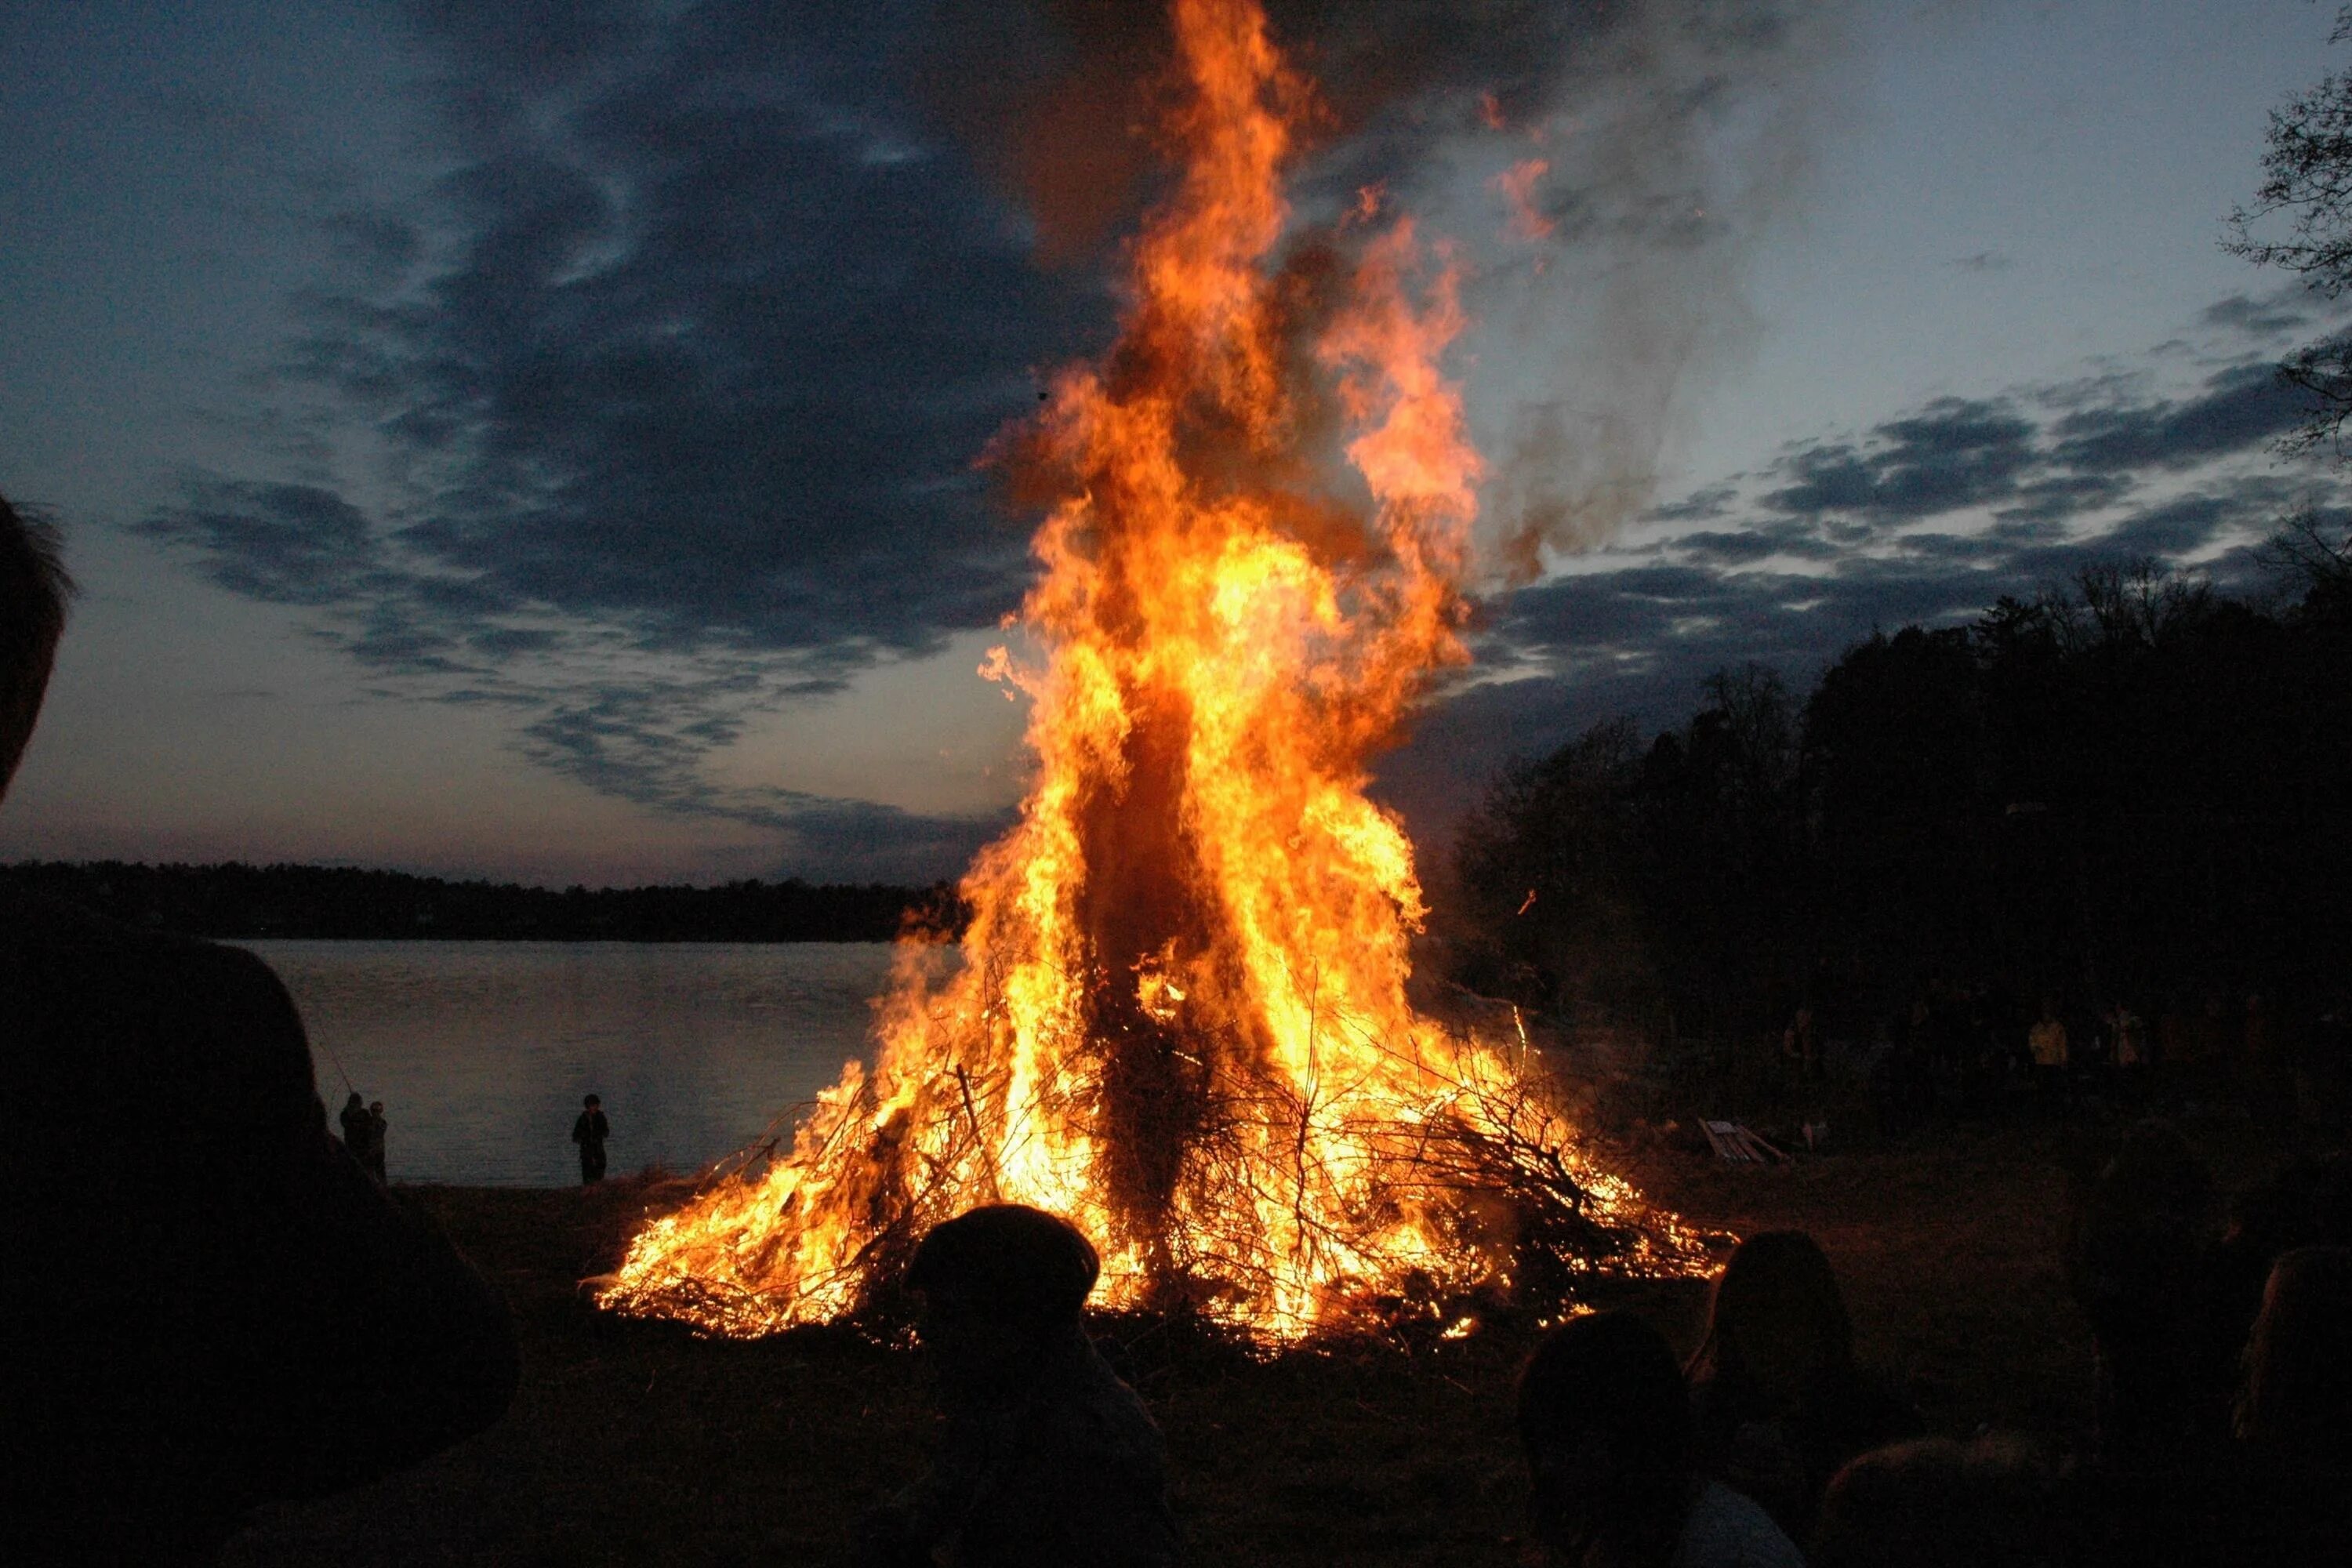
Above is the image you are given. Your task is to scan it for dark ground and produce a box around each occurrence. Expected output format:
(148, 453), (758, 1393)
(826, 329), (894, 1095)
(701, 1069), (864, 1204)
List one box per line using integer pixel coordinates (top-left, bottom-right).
(221, 1113), (2323, 1567)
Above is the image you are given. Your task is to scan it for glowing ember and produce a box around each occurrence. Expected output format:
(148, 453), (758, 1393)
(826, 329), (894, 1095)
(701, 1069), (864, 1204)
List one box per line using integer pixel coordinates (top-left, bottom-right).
(599, 0), (1708, 1341)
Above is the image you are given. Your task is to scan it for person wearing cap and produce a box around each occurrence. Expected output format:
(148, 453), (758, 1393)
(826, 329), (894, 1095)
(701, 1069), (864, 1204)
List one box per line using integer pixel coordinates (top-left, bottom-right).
(857, 1203), (1180, 1568)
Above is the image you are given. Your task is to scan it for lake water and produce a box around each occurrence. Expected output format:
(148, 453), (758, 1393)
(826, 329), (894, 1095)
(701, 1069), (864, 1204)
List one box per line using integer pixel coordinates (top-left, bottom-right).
(243, 941), (925, 1187)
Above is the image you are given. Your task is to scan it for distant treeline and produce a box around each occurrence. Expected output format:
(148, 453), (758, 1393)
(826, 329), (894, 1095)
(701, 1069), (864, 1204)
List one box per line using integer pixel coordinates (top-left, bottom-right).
(1450, 528), (2352, 1040)
(0, 861), (967, 942)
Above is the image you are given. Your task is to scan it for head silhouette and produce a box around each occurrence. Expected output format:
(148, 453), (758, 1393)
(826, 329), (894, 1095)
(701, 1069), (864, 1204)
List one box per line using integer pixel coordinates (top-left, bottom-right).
(906, 1203), (1099, 1330)
(583, 1094), (601, 1109)
(0, 493), (74, 801)
(904, 1204), (1101, 1396)
(1518, 1311), (1693, 1566)
(2238, 1244), (2352, 1465)
(1691, 1229), (1854, 1407)
(1814, 1434), (2064, 1568)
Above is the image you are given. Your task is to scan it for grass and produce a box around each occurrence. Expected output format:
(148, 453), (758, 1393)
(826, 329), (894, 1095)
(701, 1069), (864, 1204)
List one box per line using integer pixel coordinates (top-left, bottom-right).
(220, 1112), (2327, 1566)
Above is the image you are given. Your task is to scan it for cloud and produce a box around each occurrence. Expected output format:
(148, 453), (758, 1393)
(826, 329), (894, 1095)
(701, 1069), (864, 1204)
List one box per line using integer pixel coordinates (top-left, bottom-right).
(1762, 397), (2039, 526)
(2047, 361), (2310, 474)
(275, 48), (1097, 654)
(1661, 340), (2332, 552)
(138, 481), (383, 605)
(510, 677), (1011, 883)
(1646, 481), (1741, 523)
(2200, 289), (2314, 339)
(1951, 249), (2015, 273)
(133, 1), (1114, 877)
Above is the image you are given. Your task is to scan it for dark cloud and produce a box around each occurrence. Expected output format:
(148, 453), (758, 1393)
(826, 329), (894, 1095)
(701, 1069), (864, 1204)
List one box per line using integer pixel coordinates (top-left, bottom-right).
(2096, 493), (2232, 558)
(512, 677), (1011, 883)
(2200, 290), (2313, 339)
(2048, 362), (2310, 474)
(1673, 519), (1840, 564)
(316, 210), (423, 283)
(140, 1), (1212, 704)
(1951, 249), (2015, 273)
(1988, 472), (2133, 532)
(1762, 397), (2038, 525)
(138, 481), (382, 605)
(1646, 481), (1740, 523)
(135, 0), (1112, 877)
(277, 5), (1098, 655)
(1689, 340), (2332, 564)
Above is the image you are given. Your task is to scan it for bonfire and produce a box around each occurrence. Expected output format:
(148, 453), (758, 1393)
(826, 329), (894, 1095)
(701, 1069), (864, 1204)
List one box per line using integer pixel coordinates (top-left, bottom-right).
(600, 0), (1711, 1342)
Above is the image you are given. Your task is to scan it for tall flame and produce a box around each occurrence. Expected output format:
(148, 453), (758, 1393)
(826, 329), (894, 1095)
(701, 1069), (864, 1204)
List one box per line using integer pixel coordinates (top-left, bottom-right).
(601, 0), (1704, 1341)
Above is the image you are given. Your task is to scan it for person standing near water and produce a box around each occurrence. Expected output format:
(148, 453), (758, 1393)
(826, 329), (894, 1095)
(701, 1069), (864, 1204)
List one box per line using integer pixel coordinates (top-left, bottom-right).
(367, 1100), (389, 1181)
(339, 1091), (373, 1167)
(572, 1094), (610, 1184)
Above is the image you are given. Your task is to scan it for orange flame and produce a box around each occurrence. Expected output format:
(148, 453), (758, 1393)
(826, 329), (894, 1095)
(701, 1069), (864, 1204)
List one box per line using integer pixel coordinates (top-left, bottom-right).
(600, 0), (1704, 1341)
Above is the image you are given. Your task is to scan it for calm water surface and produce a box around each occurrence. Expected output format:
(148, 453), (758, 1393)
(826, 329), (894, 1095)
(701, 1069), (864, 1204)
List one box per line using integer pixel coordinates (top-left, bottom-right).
(243, 941), (937, 1187)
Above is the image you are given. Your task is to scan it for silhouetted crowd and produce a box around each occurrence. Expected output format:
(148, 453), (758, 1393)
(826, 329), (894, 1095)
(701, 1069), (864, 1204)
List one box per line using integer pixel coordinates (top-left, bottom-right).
(1511, 1173), (2352, 1567)
(844, 1192), (2352, 1567)
(1795, 975), (2352, 1134)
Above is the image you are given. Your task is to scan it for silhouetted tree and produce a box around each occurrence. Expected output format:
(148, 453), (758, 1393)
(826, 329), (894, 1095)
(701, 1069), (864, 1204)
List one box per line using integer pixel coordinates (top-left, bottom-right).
(1451, 564), (2352, 1058)
(2227, 5), (2352, 457)
(1454, 717), (1653, 1019)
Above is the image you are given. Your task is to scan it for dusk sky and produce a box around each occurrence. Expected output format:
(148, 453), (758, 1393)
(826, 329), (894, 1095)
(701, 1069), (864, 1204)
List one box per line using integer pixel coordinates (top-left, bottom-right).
(2, 0), (2344, 887)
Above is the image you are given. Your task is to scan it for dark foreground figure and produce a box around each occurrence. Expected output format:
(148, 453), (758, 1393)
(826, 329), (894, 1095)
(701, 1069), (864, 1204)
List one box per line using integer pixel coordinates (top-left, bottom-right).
(859, 1204), (1180, 1568)
(0, 495), (519, 1560)
(1685, 1231), (1919, 1543)
(1519, 1311), (1802, 1568)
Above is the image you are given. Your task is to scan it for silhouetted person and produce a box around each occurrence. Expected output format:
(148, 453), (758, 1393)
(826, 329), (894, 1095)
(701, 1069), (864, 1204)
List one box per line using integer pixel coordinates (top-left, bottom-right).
(2028, 996), (2069, 1107)
(367, 1099), (389, 1181)
(858, 1204), (1178, 1568)
(2301, 1001), (2352, 1122)
(1686, 1230), (1918, 1544)
(0, 495), (518, 1562)
(2063, 1124), (2223, 1473)
(1812, 1434), (2067, 1568)
(2212, 1152), (2352, 1336)
(339, 1091), (373, 1167)
(572, 1093), (609, 1184)
(2106, 1000), (2150, 1107)
(2241, 993), (2288, 1123)
(2238, 1244), (2352, 1457)
(1520, 1311), (1802, 1568)
(2214, 1246), (2352, 1563)
(1780, 1005), (1819, 1088)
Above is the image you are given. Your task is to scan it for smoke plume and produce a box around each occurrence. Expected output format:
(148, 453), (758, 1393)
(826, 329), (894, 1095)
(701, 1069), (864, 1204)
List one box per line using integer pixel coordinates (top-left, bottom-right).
(924, 0), (1858, 582)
